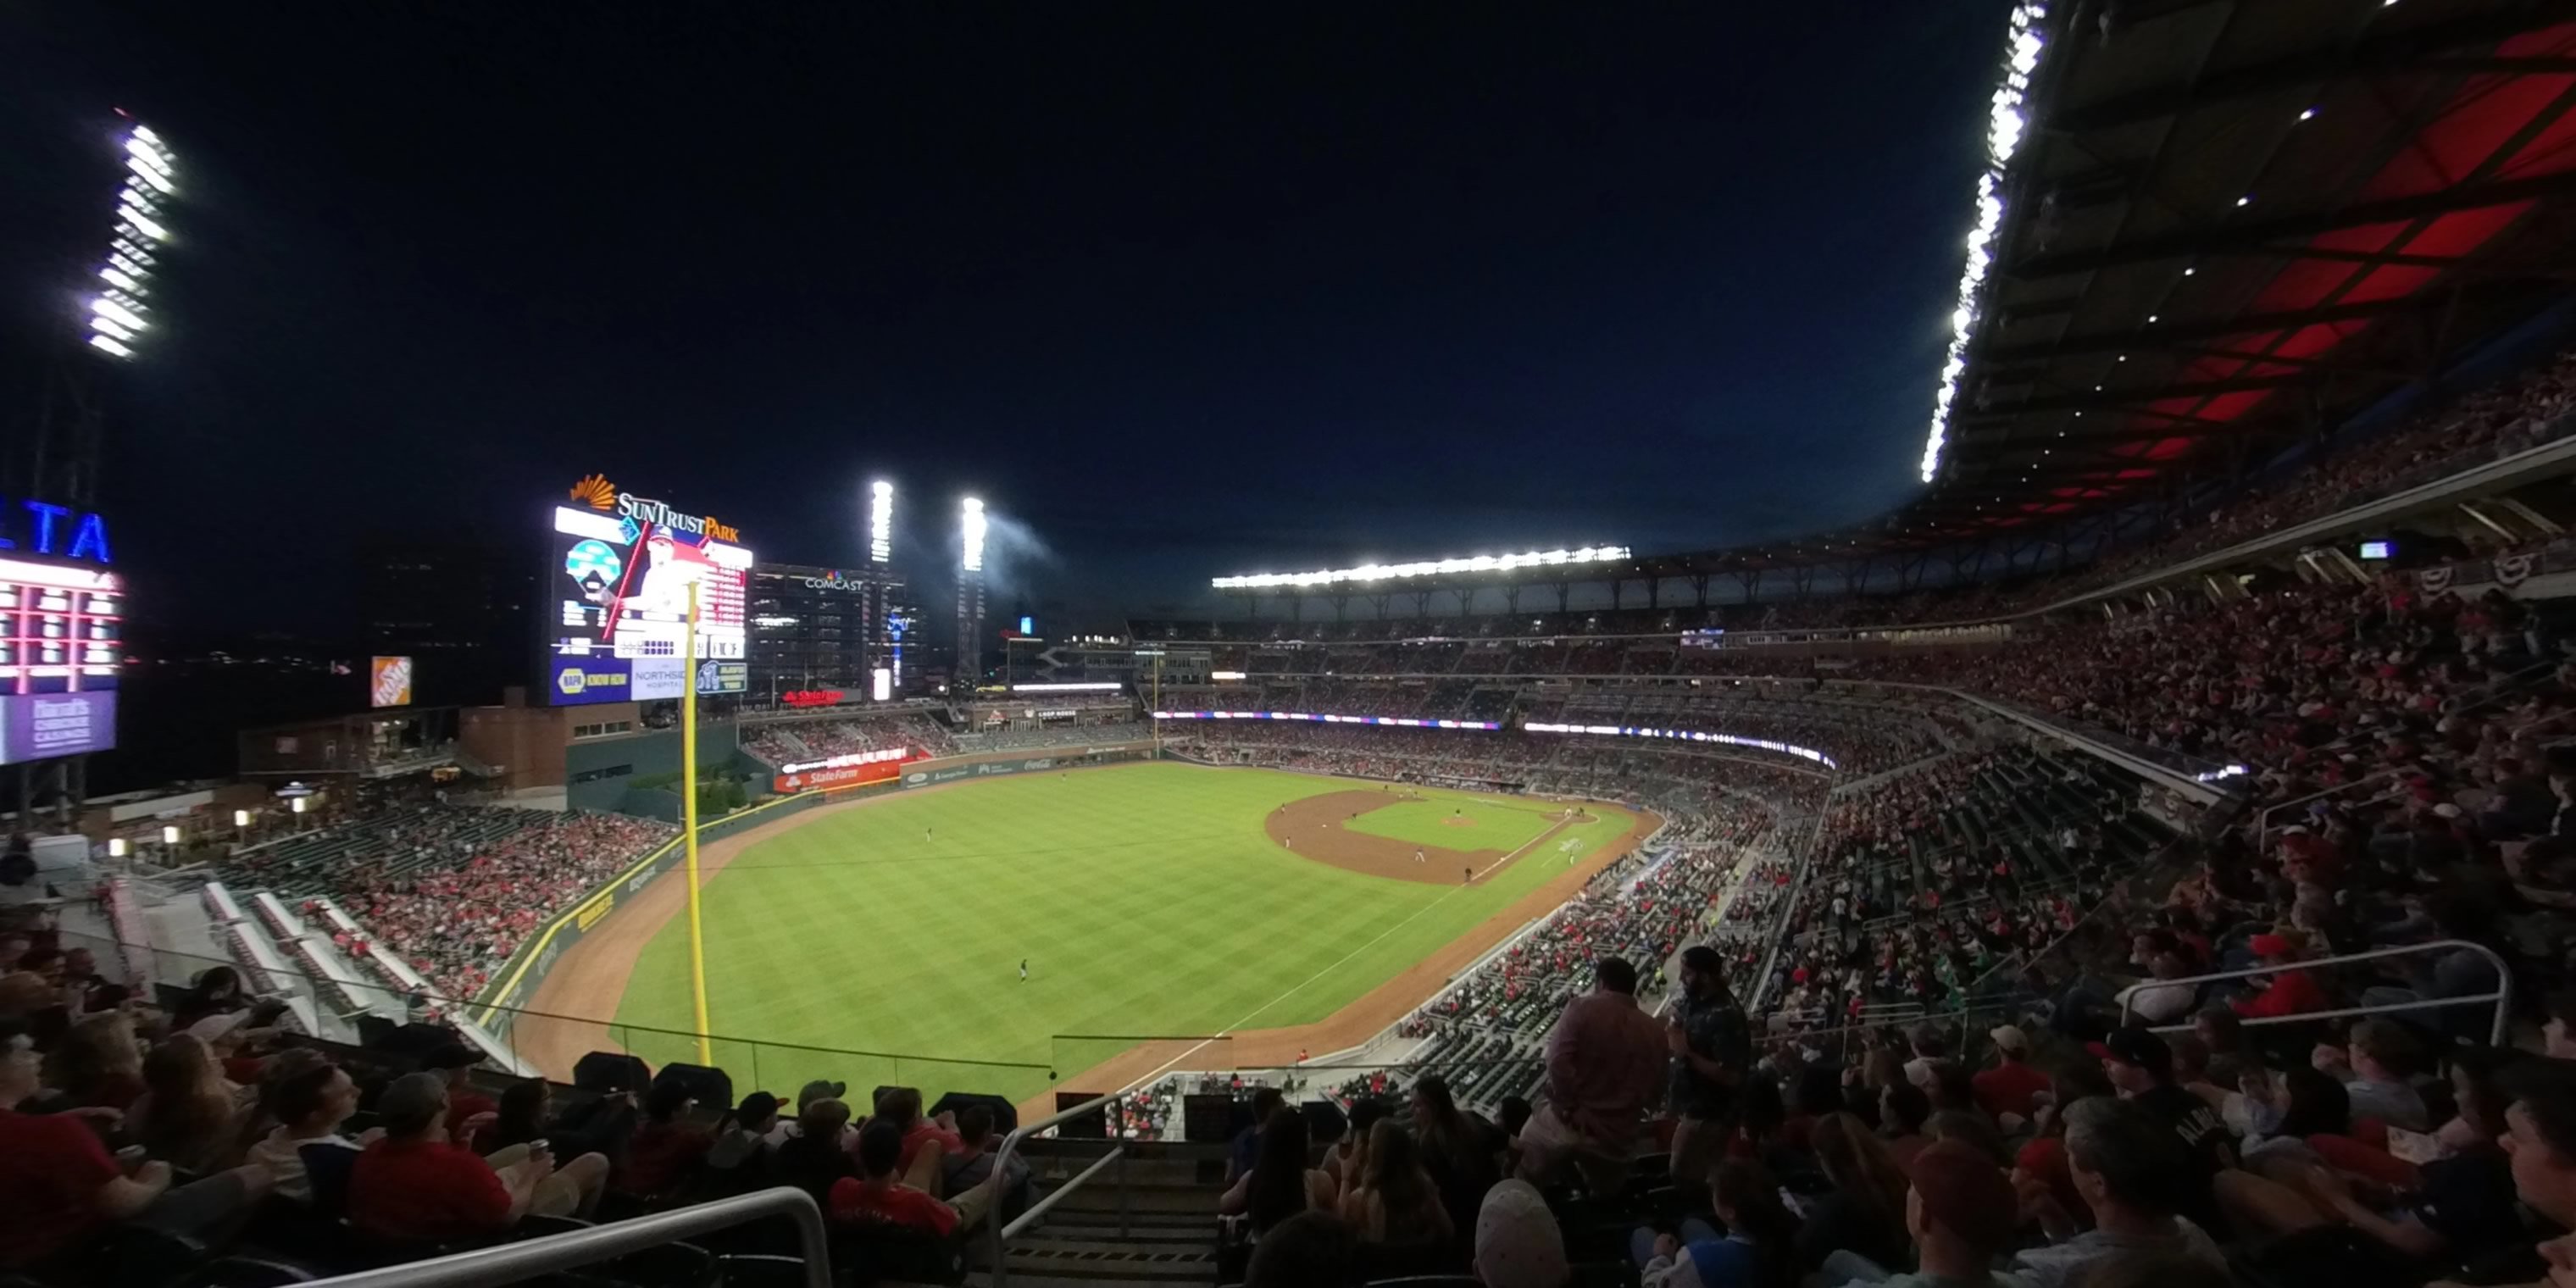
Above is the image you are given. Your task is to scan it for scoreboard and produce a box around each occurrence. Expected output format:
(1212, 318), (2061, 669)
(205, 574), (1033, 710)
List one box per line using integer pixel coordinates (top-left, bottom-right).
(547, 477), (754, 706)
(0, 553), (121, 765)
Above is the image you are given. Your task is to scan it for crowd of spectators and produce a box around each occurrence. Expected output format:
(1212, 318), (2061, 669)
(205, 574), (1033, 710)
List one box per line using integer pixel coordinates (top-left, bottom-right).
(319, 812), (677, 1002)
(742, 713), (954, 766)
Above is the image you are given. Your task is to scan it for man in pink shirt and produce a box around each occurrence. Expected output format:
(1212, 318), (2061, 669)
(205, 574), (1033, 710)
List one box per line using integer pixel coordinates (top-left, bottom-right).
(1518, 957), (1666, 1194)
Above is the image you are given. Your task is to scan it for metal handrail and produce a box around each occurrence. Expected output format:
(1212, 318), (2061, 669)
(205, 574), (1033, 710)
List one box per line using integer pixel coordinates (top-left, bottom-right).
(986, 1089), (1129, 1288)
(300, 1186), (831, 1288)
(2114, 937), (2512, 1045)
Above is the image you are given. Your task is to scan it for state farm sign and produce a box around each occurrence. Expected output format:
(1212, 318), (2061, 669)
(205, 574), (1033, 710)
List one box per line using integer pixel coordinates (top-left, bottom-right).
(774, 753), (918, 795)
(780, 690), (845, 708)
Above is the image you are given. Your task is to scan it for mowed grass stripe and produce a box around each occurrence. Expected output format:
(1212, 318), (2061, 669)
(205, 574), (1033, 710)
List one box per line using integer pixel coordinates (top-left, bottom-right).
(612, 763), (1631, 1102)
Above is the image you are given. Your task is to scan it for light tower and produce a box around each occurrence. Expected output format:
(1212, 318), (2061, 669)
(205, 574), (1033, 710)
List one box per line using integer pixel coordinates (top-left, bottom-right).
(13, 115), (175, 823)
(866, 480), (897, 698)
(956, 497), (987, 687)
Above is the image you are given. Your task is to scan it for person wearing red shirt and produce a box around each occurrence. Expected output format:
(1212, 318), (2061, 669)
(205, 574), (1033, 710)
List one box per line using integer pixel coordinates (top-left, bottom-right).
(832, 1119), (977, 1237)
(617, 1082), (716, 1201)
(1971, 1025), (2052, 1121)
(423, 1044), (500, 1148)
(2234, 934), (2330, 1019)
(349, 1072), (608, 1244)
(0, 1027), (269, 1274)
(874, 1086), (963, 1176)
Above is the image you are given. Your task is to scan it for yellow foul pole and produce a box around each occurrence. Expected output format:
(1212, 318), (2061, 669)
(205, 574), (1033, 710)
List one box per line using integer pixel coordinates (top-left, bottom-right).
(682, 578), (713, 1065)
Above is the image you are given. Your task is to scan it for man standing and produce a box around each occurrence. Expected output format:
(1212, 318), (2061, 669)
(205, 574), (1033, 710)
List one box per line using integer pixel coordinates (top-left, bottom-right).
(1519, 957), (1666, 1194)
(1665, 945), (1750, 1187)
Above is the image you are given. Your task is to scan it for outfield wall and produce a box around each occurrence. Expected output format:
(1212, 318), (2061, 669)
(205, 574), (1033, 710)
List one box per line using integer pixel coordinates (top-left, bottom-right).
(469, 741), (1158, 1037)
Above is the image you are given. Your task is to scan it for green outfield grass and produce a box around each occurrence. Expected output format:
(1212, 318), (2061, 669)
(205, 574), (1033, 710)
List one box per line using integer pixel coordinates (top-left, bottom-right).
(608, 762), (1637, 1103)
(1341, 795), (1566, 851)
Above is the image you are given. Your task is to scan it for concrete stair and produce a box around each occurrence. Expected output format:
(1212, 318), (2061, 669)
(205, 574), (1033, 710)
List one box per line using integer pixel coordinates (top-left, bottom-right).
(965, 1144), (1228, 1288)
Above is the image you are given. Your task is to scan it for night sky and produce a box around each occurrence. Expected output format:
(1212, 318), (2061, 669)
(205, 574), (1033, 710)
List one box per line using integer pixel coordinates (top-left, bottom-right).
(2, 2), (2009, 639)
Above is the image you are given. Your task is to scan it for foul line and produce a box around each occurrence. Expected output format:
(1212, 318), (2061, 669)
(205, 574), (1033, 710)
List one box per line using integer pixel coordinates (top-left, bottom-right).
(1116, 807), (1597, 1091)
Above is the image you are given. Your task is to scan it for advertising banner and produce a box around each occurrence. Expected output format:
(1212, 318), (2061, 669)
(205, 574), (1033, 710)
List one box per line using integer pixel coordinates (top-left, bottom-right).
(369, 656), (414, 708)
(0, 691), (118, 766)
(772, 758), (907, 795)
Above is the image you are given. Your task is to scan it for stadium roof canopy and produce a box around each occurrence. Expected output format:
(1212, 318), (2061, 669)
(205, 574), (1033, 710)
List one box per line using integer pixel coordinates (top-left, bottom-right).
(1620, 0), (2576, 581)
(1918, 0), (2576, 535)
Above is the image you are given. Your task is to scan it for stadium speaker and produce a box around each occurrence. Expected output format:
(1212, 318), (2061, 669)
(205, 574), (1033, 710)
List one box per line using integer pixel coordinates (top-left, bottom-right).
(1182, 1093), (1237, 1144)
(930, 1091), (1019, 1137)
(1053, 1091), (1109, 1139)
(653, 1062), (734, 1109)
(573, 1051), (652, 1095)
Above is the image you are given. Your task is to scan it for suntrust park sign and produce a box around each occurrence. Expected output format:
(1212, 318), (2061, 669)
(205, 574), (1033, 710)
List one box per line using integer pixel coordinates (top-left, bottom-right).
(569, 474), (741, 542)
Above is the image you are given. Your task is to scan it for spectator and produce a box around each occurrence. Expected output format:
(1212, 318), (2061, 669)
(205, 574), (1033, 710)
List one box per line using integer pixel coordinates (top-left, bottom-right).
(1474, 1179), (1571, 1288)
(1327, 1097), (1386, 1191)
(2501, 1060), (2576, 1229)
(2233, 934), (2330, 1019)
(2313, 1019), (2429, 1131)
(1220, 1110), (1336, 1233)
(1869, 1140), (2022, 1288)
(876, 1086), (963, 1177)
(1520, 956), (1665, 1193)
(773, 1097), (856, 1202)
(348, 1071), (608, 1243)
(1228, 1086), (1287, 1184)
(1668, 944), (1753, 1184)
(127, 1033), (252, 1174)
(0, 1024), (272, 1276)
(939, 1103), (1030, 1219)
(618, 1080), (715, 1202)
(483, 1080), (552, 1153)
(831, 1117), (991, 1235)
(2006, 1098), (2225, 1288)
(422, 1044), (497, 1146)
(1244, 1209), (1366, 1288)
(44, 1009), (146, 1112)
(1341, 1119), (1452, 1246)
(1973, 1024), (2051, 1122)
(246, 1059), (369, 1204)
(765, 1079), (852, 1151)
(1410, 1075), (1499, 1240)
(1875, 1080), (1933, 1171)
(172, 966), (250, 1032)
(1797, 1113), (1913, 1276)
(2092, 1028), (2236, 1181)
(1635, 1158), (1799, 1288)
(701, 1090), (780, 1192)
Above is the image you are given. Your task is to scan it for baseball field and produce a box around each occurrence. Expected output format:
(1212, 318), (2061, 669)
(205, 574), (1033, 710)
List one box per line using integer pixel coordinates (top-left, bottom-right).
(515, 760), (1652, 1108)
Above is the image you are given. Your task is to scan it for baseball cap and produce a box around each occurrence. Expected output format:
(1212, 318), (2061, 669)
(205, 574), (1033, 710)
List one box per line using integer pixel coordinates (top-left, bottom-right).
(1907, 1140), (2019, 1251)
(1680, 944), (1724, 974)
(1988, 1024), (2031, 1055)
(2086, 1027), (2174, 1080)
(797, 1079), (847, 1109)
(1474, 1180), (1568, 1288)
(736, 1091), (781, 1124)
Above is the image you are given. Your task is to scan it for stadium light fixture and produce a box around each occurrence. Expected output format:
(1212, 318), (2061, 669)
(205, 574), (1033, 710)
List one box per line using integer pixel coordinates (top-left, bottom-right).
(960, 496), (987, 572)
(869, 480), (894, 564)
(1918, 1), (2050, 485)
(86, 120), (176, 362)
(1209, 544), (1631, 590)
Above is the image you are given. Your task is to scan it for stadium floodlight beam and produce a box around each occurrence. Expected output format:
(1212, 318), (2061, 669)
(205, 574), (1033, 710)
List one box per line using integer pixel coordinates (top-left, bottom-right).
(1918, 1), (2049, 485)
(86, 119), (177, 362)
(1209, 544), (1632, 591)
(960, 496), (988, 572)
(869, 480), (895, 564)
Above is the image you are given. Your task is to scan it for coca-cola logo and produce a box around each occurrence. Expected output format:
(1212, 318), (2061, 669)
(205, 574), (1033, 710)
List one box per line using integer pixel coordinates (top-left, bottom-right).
(780, 691), (844, 708)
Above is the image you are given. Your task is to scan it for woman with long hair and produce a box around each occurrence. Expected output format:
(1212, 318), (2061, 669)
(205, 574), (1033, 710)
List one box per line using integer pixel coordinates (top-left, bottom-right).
(1343, 1120), (1452, 1246)
(44, 1009), (147, 1111)
(1407, 1076), (1497, 1238)
(1219, 1108), (1335, 1233)
(129, 1034), (251, 1172)
(1794, 1113), (1913, 1274)
(486, 1080), (553, 1152)
(1326, 1098), (1385, 1191)
(173, 966), (248, 1031)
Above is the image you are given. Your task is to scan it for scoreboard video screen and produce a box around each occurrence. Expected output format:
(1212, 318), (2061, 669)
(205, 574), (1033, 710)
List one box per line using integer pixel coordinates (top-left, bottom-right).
(547, 478), (753, 706)
(0, 549), (121, 766)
